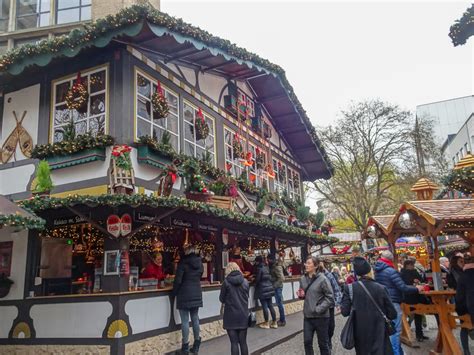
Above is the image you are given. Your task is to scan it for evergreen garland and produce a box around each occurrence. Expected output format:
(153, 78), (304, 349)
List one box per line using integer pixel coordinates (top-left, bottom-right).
(442, 166), (474, 195)
(151, 82), (170, 118)
(0, 214), (45, 230)
(20, 194), (336, 242)
(65, 72), (88, 111)
(31, 133), (114, 159)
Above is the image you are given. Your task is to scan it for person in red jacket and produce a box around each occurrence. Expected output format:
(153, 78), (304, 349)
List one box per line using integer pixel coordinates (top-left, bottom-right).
(142, 252), (166, 281)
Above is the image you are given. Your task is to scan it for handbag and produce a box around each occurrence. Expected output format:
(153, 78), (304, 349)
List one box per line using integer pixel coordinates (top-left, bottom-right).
(248, 311), (256, 328)
(359, 282), (396, 336)
(297, 275), (318, 299)
(340, 283), (356, 349)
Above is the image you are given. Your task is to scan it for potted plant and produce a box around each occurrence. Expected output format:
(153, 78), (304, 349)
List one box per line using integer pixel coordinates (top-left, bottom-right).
(295, 204), (310, 229)
(32, 160), (54, 196)
(0, 274), (13, 298)
(183, 159), (212, 202)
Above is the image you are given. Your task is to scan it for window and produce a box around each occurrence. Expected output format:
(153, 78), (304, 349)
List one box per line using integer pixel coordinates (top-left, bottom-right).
(52, 67), (107, 142)
(247, 143), (268, 188)
(56, 0), (91, 25)
(183, 101), (215, 164)
(452, 157), (456, 167)
(14, 36), (46, 47)
(135, 71), (179, 151)
(288, 167), (301, 201)
(0, 41), (7, 54)
(16, 0), (50, 30)
(456, 152), (460, 162)
(0, 0), (9, 32)
(465, 143), (469, 155)
(224, 127), (244, 177)
(460, 147), (464, 157)
(273, 158), (287, 194)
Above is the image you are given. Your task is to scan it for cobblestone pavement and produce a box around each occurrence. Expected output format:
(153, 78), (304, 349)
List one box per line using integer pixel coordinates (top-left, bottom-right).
(263, 314), (474, 355)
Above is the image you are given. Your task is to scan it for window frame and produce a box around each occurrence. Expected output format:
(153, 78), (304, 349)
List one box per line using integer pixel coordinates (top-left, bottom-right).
(50, 65), (109, 143)
(183, 100), (216, 166)
(287, 166), (301, 201)
(134, 68), (180, 153)
(56, 0), (91, 25)
(224, 126), (246, 178)
(16, 0), (51, 30)
(0, 0), (10, 32)
(272, 157), (287, 194)
(247, 141), (268, 188)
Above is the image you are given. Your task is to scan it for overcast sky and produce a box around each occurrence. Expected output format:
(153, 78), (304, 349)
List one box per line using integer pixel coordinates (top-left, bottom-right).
(161, 0), (473, 128)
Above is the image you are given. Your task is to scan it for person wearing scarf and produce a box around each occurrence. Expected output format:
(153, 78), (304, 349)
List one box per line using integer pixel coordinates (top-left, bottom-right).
(374, 251), (424, 355)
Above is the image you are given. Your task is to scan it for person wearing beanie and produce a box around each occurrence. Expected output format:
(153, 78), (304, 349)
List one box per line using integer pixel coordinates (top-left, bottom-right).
(374, 251), (424, 355)
(341, 256), (397, 355)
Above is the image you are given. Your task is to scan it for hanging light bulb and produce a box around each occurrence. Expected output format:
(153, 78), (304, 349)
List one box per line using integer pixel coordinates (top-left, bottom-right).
(367, 225), (378, 238)
(399, 211), (413, 229)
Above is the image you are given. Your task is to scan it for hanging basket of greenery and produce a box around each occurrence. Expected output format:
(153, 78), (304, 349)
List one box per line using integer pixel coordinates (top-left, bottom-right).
(66, 72), (88, 111)
(195, 107), (209, 141)
(112, 145), (133, 171)
(151, 81), (169, 119)
(232, 134), (244, 159)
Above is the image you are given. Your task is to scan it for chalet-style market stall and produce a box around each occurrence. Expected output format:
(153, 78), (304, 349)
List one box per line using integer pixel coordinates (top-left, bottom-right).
(365, 178), (474, 354)
(0, 4), (334, 354)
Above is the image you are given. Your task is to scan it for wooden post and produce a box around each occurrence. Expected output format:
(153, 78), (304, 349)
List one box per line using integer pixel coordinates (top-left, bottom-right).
(215, 228), (224, 282)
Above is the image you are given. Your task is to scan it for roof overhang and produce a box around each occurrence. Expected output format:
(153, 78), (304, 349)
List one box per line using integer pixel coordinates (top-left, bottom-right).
(0, 5), (333, 180)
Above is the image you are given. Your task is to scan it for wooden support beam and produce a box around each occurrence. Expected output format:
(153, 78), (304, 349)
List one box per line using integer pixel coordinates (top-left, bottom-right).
(66, 206), (116, 240)
(201, 60), (235, 73)
(164, 47), (203, 63)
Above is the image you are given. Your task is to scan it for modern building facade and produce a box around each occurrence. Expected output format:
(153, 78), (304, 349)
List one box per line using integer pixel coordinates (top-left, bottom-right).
(0, 0), (160, 54)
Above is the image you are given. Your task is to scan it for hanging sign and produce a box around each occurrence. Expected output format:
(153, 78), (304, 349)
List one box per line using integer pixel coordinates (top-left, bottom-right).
(107, 214), (133, 237)
(120, 214), (132, 236)
(172, 218), (192, 228)
(107, 215), (121, 237)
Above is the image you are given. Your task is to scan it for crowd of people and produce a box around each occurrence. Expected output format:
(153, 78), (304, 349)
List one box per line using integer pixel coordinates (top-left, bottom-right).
(170, 243), (473, 355)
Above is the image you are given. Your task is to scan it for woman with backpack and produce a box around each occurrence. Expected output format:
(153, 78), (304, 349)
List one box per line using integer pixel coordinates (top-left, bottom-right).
(254, 255), (277, 329)
(298, 256), (334, 355)
(219, 262), (250, 355)
(340, 257), (397, 355)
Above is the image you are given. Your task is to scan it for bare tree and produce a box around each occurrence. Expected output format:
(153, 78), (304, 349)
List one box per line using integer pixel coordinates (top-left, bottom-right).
(312, 100), (413, 230)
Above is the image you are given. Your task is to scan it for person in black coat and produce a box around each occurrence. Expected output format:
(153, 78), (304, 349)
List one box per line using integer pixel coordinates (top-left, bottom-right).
(220, 262), (250, 355)
(341, 257), (397, 355)
(400, 259), (429, 342)
(455, 256), (474, 355)
(172, 245), (204, 354)
(447, 255), (465, 290)
(254, 255), (277, 329)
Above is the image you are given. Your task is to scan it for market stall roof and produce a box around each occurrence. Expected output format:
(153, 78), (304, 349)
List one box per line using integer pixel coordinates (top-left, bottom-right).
(402, 199), (474, 227)
(0, 195), (45, 230)
(449, 4), (474, 46)
(20, 194), (336, 246)
(0, 5), (332, 181)
(368, 215), (395, 235)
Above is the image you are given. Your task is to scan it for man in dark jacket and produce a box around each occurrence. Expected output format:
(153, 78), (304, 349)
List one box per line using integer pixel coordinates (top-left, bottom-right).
(322, 261), (342, 352)
(400, 259), (428, 342)
(255, 255), (277, 329)
(269, 254), (286, 326)
(172, 245), (204, 354)
(374, 251), (423, 355)
(341, 257), (397, 355)
(455, 256), (474, 355)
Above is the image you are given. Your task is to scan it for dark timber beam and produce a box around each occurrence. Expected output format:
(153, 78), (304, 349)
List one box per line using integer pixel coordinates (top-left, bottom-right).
(164, 48), (204, 63)
(201, 60), (235, 73)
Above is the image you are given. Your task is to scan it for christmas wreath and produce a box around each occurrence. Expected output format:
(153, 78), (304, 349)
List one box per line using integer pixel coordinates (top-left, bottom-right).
(232, 134), (244, 159)
(195, 107), (210, 141)
(112, 145), (132, 171)
(66, 72), (88, 111)
(151, 81), (169, 119)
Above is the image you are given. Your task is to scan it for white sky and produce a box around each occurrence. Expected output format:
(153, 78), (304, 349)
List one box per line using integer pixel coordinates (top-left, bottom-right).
(161, 0), (473, 127)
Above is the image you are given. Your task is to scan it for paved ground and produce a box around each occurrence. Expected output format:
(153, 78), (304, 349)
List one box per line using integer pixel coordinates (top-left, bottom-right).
(262, 314), (474, 355)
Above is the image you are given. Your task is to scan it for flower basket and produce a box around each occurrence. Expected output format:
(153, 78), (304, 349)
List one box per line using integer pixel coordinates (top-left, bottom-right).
(185, 191), (212, 203)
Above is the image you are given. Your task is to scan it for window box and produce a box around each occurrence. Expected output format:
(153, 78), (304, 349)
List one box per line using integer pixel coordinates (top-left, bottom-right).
(136, 144), (173, 169)
(47, 146), (106, 170)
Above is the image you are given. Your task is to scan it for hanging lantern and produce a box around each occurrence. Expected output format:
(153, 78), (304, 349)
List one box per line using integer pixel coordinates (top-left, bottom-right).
(399, 211), (413, 230)
(367, 225), (378, 238)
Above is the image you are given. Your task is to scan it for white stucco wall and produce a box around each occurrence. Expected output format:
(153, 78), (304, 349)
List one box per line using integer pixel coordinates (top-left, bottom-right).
(0, 229), (28, 300)
(0, 164), (36, 195)
(1, 84), (40, 163)
(198, 72), (227, 104)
